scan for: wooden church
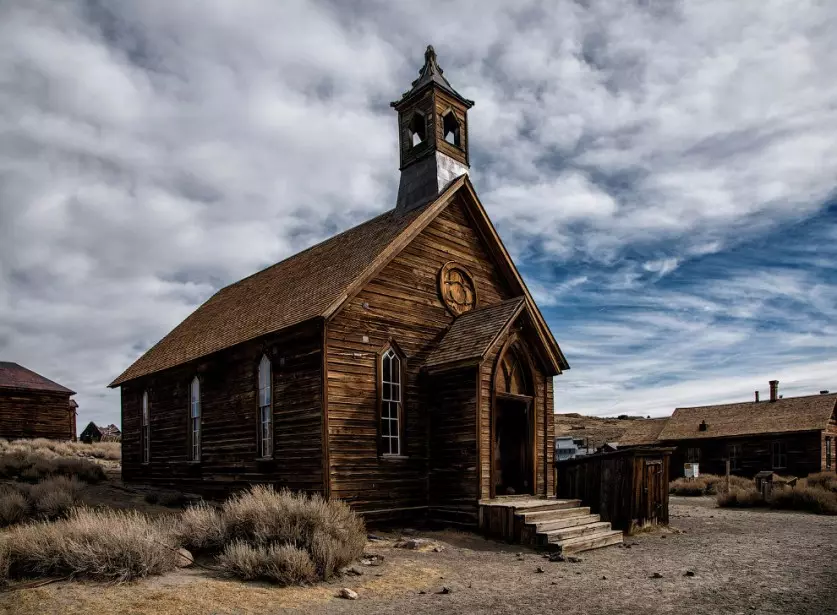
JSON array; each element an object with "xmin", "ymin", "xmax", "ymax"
[{"xmin": 111, "ymin": 46, "xmax": 569, "ymax": 527}]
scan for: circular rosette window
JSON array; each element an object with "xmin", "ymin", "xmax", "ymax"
[{"xmin": 438, "ymin": 261, "xmax": 477, "ymax": 316}]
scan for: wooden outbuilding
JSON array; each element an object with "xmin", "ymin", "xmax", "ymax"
[
  {"xmin": 0, "ymin": 362, "xmax": 76, "ymax": 440},
  {"xmin": 655, "ymin": 381, "xmax": 837, "ymax": 478},
  {"xmin": 79, "ymin": 422, "xmax": 122, "ymax": 444},
  {"xmin": 109, "ymin": 46, "xmax": 570, "ymax": 527}
]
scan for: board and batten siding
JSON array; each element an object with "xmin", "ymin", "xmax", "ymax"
[
  {"xmin": 326, "ymin": 196, "xmax": 514, "ymax": 516},
  {"xmin": 0, "ymin": 390, "xmax": 74, "ymax": 440},
  {"xmin": 121, "ymin": 321, "xmax": 324, "ymax": 496}
]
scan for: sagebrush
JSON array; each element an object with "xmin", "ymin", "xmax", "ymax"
[
  {"xmin": 2, "ymin": 507, "xmax": 178, "ymax": 583},
  {"xmin": 669, "ymin": 474, "xmax": 751, "ymax": 496},
  {"xmin": 717, "ymin": 478, "xmax": 837, "ymax": 515}
]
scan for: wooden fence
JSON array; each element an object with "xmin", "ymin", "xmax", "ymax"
[{"xmin": 554, "ymin": 447, "xmax": 673, "ymax": 533}]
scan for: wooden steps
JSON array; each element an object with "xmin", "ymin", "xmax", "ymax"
[{"xmin": 479, "ymin": 497, "xmax": 622, "ymax": 554}]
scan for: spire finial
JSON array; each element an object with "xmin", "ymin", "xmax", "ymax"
[{"xmin": 424, "ymin": 45, "xmax": 437, "ymax": 66}]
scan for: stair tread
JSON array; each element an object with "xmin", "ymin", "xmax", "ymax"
[
  {"xmin": 550, "ymin": 529, "xmax": 623, "ymax": 546},
  {"xmin": 539, "ymin": 522, "xmax": 612, "ymax": 538},
  {"xmin": 531, "ymin": 514, "xmax": 601, "ymax": 531},
  {"xmin": 518, "ymin": 506, "xmax": 590, "ymax": 522}
]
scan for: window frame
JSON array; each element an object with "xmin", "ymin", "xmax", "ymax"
[
  {"xmin": 377, "ymin": 342, "xmax": 406, "ymax": 458},
  {"xmin": 141, "ymin": 390, "xmax": 150, "ymax": 464},
  {"xmin": 189, "ymin": 376, "xmax": 201, "ymax": 462},
  {"xmin": 441, "ymin": 108, "xmax": 462, "ymax": 148},
  {"xmin": 825, "ymin": 437, "xmax": 832, "ymax": 470},
  {"xmin": 771, "ymin": 441, "xmax": 787, "ymax": 470},
  {"xmin": 728, "ymin": 442, "xmax": 742, "ymax": 470},
  {"xmin": 257, "ymin": 354, "xmax": 274, "ymax": 459},
  {"xmin": 686, "ymin": 447, "xmax": 701, "ymax": 464}
]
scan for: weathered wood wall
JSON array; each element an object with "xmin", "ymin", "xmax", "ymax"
[
  {"xmin": 326, "ymin": 197, "xmax": 513, "ymax": 519},
  {"xmin": 427, "ymin": 366, "xmax": 479, "ymax": 526},
  {"xmin": 556, "ymin": 448, "xmax": 672, "ymax": 533},
  {"xmin": 0, "ymin": 390, "xmax": 74, "ymax": 440},
  {"xmin": 666, "ymin": 432, "xmax": 824, "ymax": 478},
  {"xmin": 121, "ymin": 321, "xmax": 324, "ymax": 496}
]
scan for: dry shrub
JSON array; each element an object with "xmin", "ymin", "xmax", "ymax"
[
  {"xmin": 175, "ymin": 502, "xmax": 227, "ymax": 553},
  {"xmin": 5, "ymin": 507, "xmax": 178, "ymax": 582},
  {"xmin": 717, "ymin": 486, "xmax": 765, "ymax": 508},
  {"xmin": 0, "ymin": 540, "xmax": 9, "ymax": 585},
  {"xmin": 222, "ymin": 485, "xmax": 365, "ymax": 580},
  {"xmin": 768, "ymin": 484, "xmax": 837, "ymax": 515},
  {"xmin": 218, "ymin": 541, "xmax": 317, "ymax": 585},
  {"xmin": 805, "ymin": 472, "xmax": 837, "ymax": 493},
  {"xmin": 0, "ymin": 452, "xmax": 105, "ymax": 484},
  {"xmin": 670, "ymin": 474, "xmax": 751, "ymax": 496},
  {"xmin": 0, "ymin": 487, "xmax": 29, "ymax": 527}
]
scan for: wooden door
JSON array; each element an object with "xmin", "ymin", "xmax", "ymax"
[{"xmin": 644, "ymin": 459, "xmax": 663, "ymax": 523}]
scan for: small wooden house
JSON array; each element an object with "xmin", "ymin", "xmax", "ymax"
[
  {"xmin": 109, "ymin": 47, "xmax": 569, "ymax": 526},
  {"xmin": 0, "ymin": 362, "xmax": 76, "ymax": 440},
  {"xmin": 657, "ymin": 381, "xmax": 837, "ymax": 478},
  {"xmin": 79, "ymin": 422, "xmax": 122, "ymax": 444}
]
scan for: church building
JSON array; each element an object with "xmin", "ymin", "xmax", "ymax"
[{"xmin": 110, "ymin": 46, "xmax": 569, "ymax": 526}]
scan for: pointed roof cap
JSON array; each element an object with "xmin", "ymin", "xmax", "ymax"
[{"xmin": 391, "ymin": 45, "xmax": 474, "ymax": 109}]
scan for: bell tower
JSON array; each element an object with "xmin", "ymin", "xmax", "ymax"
[{"xmin": 391, "ymin": 46, "xmax": 474, "ymax": 212}]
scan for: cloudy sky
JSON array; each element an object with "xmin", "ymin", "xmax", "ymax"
[{"xmin": 2, "ymin": 0, "xmax": 836, "ymax": 430}]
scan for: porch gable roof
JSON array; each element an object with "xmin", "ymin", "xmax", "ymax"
[{"xmin": 424, "ymin": 297, "xmax": 526, "ymax": 372}]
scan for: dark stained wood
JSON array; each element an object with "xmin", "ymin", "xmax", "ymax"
[
  {"xmin": 555, "ymin": 447, "xmax": 672, "ymax": 533},
  {"xmin": 666, "ymin": 432, "xmax": 826, "ymax": 478},
  {"xmin": 0, "ymin": 390, "xmax": 75, "ymax": 441},
  {"xmin": 121, "ymin": 321, "xmax": 324, "ymax": 497}
]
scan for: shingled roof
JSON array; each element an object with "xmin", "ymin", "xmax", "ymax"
[
  {"xmin": 618, "ymin": 418, "xmax": 668, "ymax": 446},
  {"xmin": 657, "ymin": 393, "xmax": 837, "ymax": 441},
  {"xmin": 0, "ymin": 362, "xmax": 75, "ymax": 394},
  {"xmin": 110, "ymin": 176, "xmax": 568, "ymax": 387},
  {"xmin": 425, "ymin": 297, "xmax": 525, "ymax": 370}
]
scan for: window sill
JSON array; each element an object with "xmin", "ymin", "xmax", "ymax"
[{"xmin": 380, "ymin": 455, "xmax": 409, "ymax": 461}]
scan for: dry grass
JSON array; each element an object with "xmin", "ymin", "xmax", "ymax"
[
  {"xmin": 0, "ymin": 476, "xmax": 85, "ymax": 526},
  {"xmin": 221, "ymin": 485, "xmax": 366, "ymax": 581},
  {"xmin": 669, "ymin": 474, "xmax": 751, "ymax": 496},
  {"xmin": 0, "ymin": 451, "xmax": 106, "ymax": 484},
  {"xmin": 176, "ymin": 485, "xmax": 366, "ymax": 585},
  {"xmin": 0, "ymin": 438, "xmax": 120, "ymax": 461},
  {"xmin": 717, "ymin": 478, "xmax": 837, "ymax": 515},
  {"xmin": 0, "ymin": 487, "xmax": 28, "ymax": 527},
  {"xmin": 805, "ymin": 471, "xmax": 837, "ymax": 493},
  {"xmin": 217, "ymin": 541, "xmax": 317, "ymax": 585},
  {"xmin": 3, "ymin": 507, "xmax": 179, "ymax": 582},
  {"xmin": 175, "ymin": 502, "xmax": 227, "ymax": 553}
]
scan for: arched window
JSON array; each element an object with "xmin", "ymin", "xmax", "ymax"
[
  {"xmin": 380, "ymin": 347, "xmax": 403, "ymax": 456},
  {"xmin": 496, "ymin": 347, "xmax": 530, "ymax": 396},
  {"xmin": 141, "ymin": 391, "xmax": 150, "ymax": 463},
  {"xmin": 258, "ymin": 355, "xmax": 273, "ymax": 458},
  {"xmin": 189, "ymin": 377, "xmax": 201, "ymax": 461},
  {"xmin": 408, "ymin": 111, "xmax": 426, "ymax": 147},
  {"xmin": 442, "ymin": 110, "xmax": 461, "ymax": 147}
]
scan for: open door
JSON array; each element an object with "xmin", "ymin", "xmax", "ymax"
[
  {"xmin": 494, "ymin": 395, "xmax": 533, "ymax": 495},
  {"xmin": 492, "ymin": 340, "xmax": 535, "ymax": 497}
]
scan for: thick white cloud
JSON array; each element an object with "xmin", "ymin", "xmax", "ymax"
[{"xmin": 1, "ymin": 0, "xmax": 836, "ymax": 427}]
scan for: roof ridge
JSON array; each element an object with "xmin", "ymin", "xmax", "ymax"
[{"xmin": 675, "ymin": 391, "xmax": 837, "ymax": 411}]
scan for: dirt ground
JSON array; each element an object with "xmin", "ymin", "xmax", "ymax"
[{"xmin": 3, "ymin": 496, "xmax": 836, "ymax": 615}]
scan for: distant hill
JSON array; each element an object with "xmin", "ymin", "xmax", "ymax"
[{"xmin": 554, "ymin": 413, "xmax": 663, "ymax": 449}]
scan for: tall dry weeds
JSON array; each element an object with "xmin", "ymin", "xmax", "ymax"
[{"xmin": 5, "ymin": 507, "xmax": 178, "ymax": 582}]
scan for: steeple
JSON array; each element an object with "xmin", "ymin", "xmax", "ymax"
[{"xmin": 391, "ymin": 46, "xmax": 474, "ymax": 212}]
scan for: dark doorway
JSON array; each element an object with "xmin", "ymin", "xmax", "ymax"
[{"xmin": 493, "ymin": 395, "xmax": 533, "ymax": 496}]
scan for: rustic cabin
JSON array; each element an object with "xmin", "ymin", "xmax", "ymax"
[
  {"xmin": 654, "ymin": 381, "xmax": 837, "ymax": 478},
  {"xmin": 109, "ymin": 47, "xmax": 583, "ymax": 537},
  {"xmin": 79, "ymin": 422, "xmax": 122, "ymax": 444},
  {"xmin": 0, "ymin": 362, "xmax": 76, "ymax": 440}
]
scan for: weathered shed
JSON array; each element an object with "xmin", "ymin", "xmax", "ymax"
[
  {"xmin": 555, "ymin": 447, "xmax": 673, "ymax": 533},
  {"xmin": 0, "ymin": 362, "xmax": 76, "ymax": 440}
]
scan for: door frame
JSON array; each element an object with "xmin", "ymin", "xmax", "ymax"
[{"xmin": 489, "ymin": 334, "xmax": 538, "ymax": 499}]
